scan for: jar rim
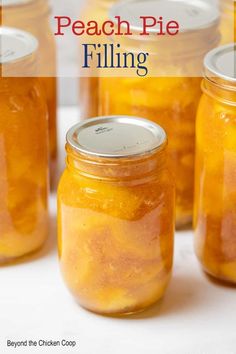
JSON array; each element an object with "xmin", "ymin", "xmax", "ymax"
[
  {"xmin": 202, "ymin": 77, "xmax": 236, "ymax": 106},
  {"xmin": 0, "ymin": 26, "xmax": 38, "ymax": 64},
  {"xmin": 204, "ymin": 43, "xmax": 236, "ymax": 86},
  {"xmin": 110, "ymin": 0, "xmax": 220, "ymax": 35},
  {"xmin": 66, "ymin": 116, "xmax": 167, "ymax": 159}
]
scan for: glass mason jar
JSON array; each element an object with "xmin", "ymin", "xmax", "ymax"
[
  {"xmin": 220, "ymin": 0, "xmax": 236, "ymax": 44},
  {"xmin": 79, "ymin": 0, "xmax": 120, "ymax": 119},
  {"xmin": 1, "ymin": 0, "xmax": 57, "ymax": 185},
  {"xmin": 194, "ymin": 44, "xmax": 236, "ymax": 284},
  {"xmin": 99, "ymin": 0, "xmax": 220, "ymax": 228},
  {"xmin": 0, "ymin": 27, "xmax": 49, "ymax": 263},
  {"xmin": 58, "ymin": 116, "xmax": 174, "ymax": 315}
]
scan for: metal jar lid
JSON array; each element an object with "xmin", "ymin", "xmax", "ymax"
[
  {"xmin": 0, "ymin": 27, "xmax": 38, "ymax": 64},
  {"xmin": 204, "ymin": 43, "xmax": 236, "ymax": 83},
  {"xmin": 1, "ymin": 0, "xmax": 33, "ymax": 6},
  {"xmin": 67, "ymin": 116, "xmax": 167, "ymax": 159},
  {"xmin": 110, "ymin": 0, "xmax": 219, "ymax": 34}
]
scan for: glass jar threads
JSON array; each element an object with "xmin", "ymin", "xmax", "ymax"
[
  {"xmin": 0, "ymin": 27, "xmax": 49, "ymax": 263},
  {"xmin": 194, "ymin": 44, "xmax": 236, "ymax": 284},
  {"xmin": 99, "ymin": 0, "xmax": 220, "ymax": 228},
  {"xmin": 1, "ymin": 0, "xmax": 57, "ymax": 184},
  {"xmin": 58, "ymin": 116, "xmax": 174, "ymax": 315}
]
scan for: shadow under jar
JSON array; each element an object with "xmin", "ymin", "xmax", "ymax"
[
  {"xmin": 58, "ymin": 116, "xmax": 175, "ymax": 315},
  {"xmin": 99, "ymin": 0, "xmax": 220, "ymax": 228},
  {"xmin": 0, "ymin": 28, "xmax": 49, "ymax": 263},
  {"xmin": 194, "ymin": 44, "xmax": 236, "ymax": 284},
  {"xmin": 1, "ymin": 0, "xmax": 57, "ymax": 186}
]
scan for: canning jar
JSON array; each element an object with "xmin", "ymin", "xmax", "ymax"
[
  {"xmin": 0, "ymin": 28, "xmax": 49, "ymax": 263},
  {"xmin": 220, "ymin": 0, "xmax": 236, "ymax": 44},
  {"xmin": 79, "ymin": 0, "xmax": 120, "ymax": 119},
  {"xmin": 194, "ymin": 44, "xmax": 236, "ymax": 284},
  {"xmin": 99, "ymin": 0, "xmax": 220, "ymax": 228},
  {"xmin": 1, "ymin": 0, "xmax": 57, "ymax": 184},
  {"xmin": 58, "ymin": 116, "xmax": 174, "ymax": 315}
]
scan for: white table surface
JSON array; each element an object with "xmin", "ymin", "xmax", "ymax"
[{"xmin": 0, "ymin": 107, "xmax": 236, "ymax": 354}]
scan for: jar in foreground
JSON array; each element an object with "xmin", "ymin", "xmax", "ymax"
[
  {"xmin": 194, "ymin": 44, "xmax": 236, "ymax": 284},
  {"xmin": 99, "ymin": 0, "xmax": 220, "ymax": 228},
  {"xmin": 79, "ymin": 0, "xmax": 120, "ymax": 119},
  {"xmin": 1, "ymin": 0, "xmax": 57, "ymax": 186},
  {"xmin": 0, "ymin": 28, "xmax": 49, "ymax": 263},
  {"xmin": 58, "ymin": 116, "xmax": 175, "ymax": 315}
]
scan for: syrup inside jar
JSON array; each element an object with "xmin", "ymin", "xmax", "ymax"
[{"xmin": 58, "ymin": 116, "xmax": 175, "ymax": 315}]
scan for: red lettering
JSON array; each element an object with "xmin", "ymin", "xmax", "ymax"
[
  {"xmin": 156, "ymin": 17, "xmax": 165, "ymax": 35},
  {"xmin": 53, "ymin": 15, "xmax": 179, "ymax": 38},
  {"xmin": 54, "ymin": 16, "xmax": 71, "ymax": 36},
  {"xmin": 140, "ymin": 16, "xmax": 156, "ymax": 35},
  {"xmin": 115, "ymin": 16, "xmax": 132, "ymax": 35},
  {"xmin": 166, "ymin": 21, "xmax": 179, "ymax": 35},
  {"xmin": 102, "ymin": 21, "xmax": 114, "ymax": 36},
  {"xmin": 87, "ymin": 21, "xmax": 101, "ymax": 35},
  {"xmin": 72, "ymin": 20, "xmax": 85, "ymax": 35}
]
